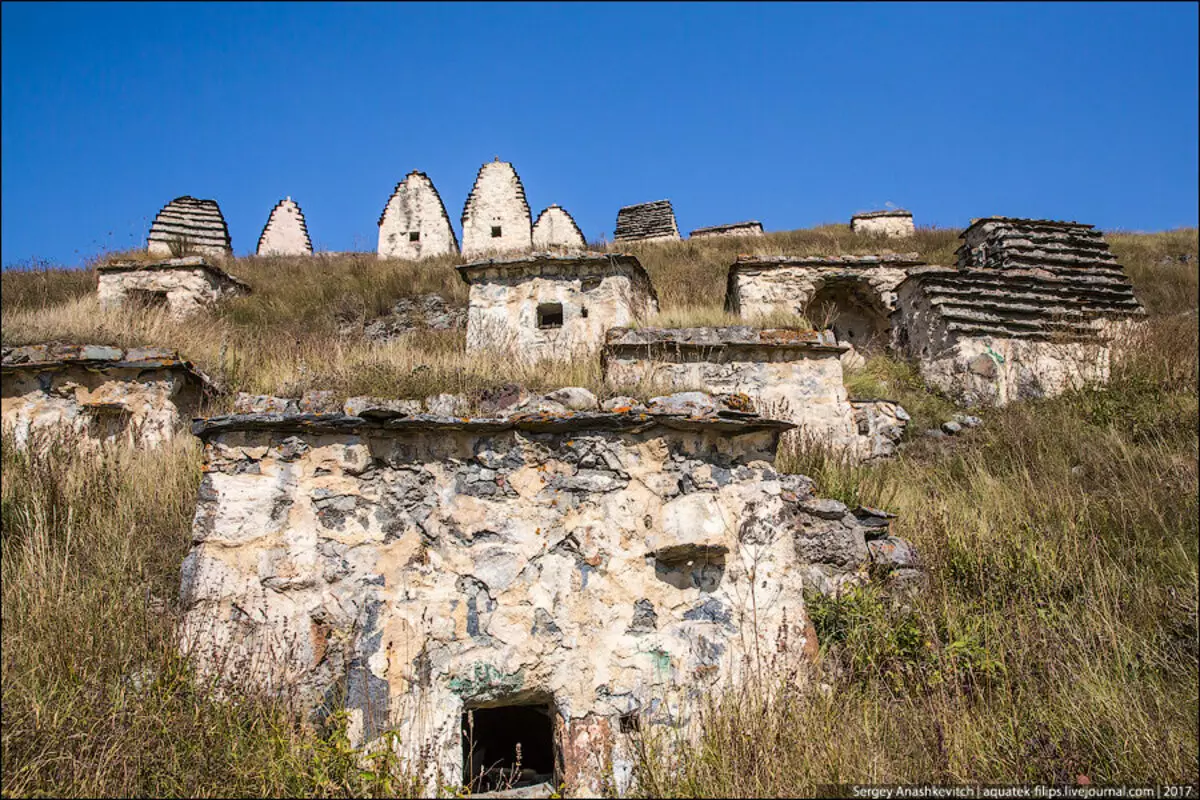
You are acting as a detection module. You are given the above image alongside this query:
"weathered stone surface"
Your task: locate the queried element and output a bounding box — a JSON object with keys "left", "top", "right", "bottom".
{"left": 378, "top": 172, "right": 460, "bottom": 260}
{"left": 343, "top": 397, "right": 423, "bottom": 418}
{"left": 603, "top": 327, "right": 907, "bottom": 461}
{"left": 689, "top": 221, "right": 764, "bottom": 239}
{"left": 147, "top": 196, "right": 233, "bottom": 257}
{"left": 532, "top": 205, "right": 587, "bottom": 252}
{"left": 851, "top": 209, "right": 914, "bottom": 238}
{"left": 234, "top": 393, "right": 300, "bottom": 414}
{"left": 613, "top": 200, "right": 680, "bottom": 244}
{"left": 354, "top": 295, "right": 467, "bottom": 342}
{"left": 425, "top": 393, "right": 471, "bottom": 417}
{"left": 257, "top": 197, "right": 313, "bottom": 256}
{"left": 543, "top": 387, "right": 598, "bottom": 411}
{"left": 1, "top": 344, "right": 213, "bottom": 449}
{"left": 459, "top": 252, "right": 659, "bottom": 362}
{"left": 179, "top": 403, "right": 852, "bottom": 795}
{"left": 461, "top": 159, "right": 532, "bottom": 259}
{"left": 724, "top": 254, "right": 927, "bottom": 350}
{"left": 893, "top": 219, "right": 1144, "bottom": 406}
{"left": 97, "top": 256, "right": 251, "bottom": 319}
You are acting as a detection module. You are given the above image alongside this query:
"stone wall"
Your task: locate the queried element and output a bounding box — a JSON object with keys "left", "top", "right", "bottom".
{"left": 724, "top": 254, "right": 926, "bottom": 349}
{"left": 257, "top": 197, "right": 313, "bottom": 257}
{"left": 97, "top": 256, "right": 251, "bottom": 318}
{"left": 688, "top": 221, "right": 764, "bottom": 239}
{"left": 851, "top": 210, "right": 914, "bottom": 238}
{"left": 532, "top": 205, "right": 587, "bottom": 251}
{"left": 378, "top": 171, "right": 460, "bottom": 260}
{"left": 459, "top": 253, "right": 659, "bottom": 362}
{"left": 461, "top": 160, "right": 533, "bottom": 259}
{"left": 602, "top": 327, "right": 906, "bottom": 461}
{"left": 147, "top": 196, "right": 233, "bottom": 257}
{"left": 1, "top": 344, "right": 212, "bottom": 450}
{"left": 613, "top": 200, "right": 680, "bottom": 244}
{"left": 180, "top": 395, "right": 907, "bottom": 795}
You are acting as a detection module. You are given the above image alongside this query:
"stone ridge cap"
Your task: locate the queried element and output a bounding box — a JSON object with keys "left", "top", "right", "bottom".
{"left": 604, "top": 326, "right": 846, "bottom": 351}
{"left": 1, "top": 343, "right": 216, "bottom": 389}
{"left": 731, "top": 253, "right": 927, "bottom": 268}
{"left": 191, "top": 409, "right": 796, "bottom": 439}
{"left": 97, "top": 257, "right": 252, "bottom": 291}
{"left": 851, "top": 209, "right": 913, "bottom": 218}
{"left": 959, "top": 217, "right": 1095, "bottom": 238}
{"left": 457, "top": 251, "right": 641, "bottom": 275}
{"left": 690, "top": 221, "right": 762, "bottom": 233}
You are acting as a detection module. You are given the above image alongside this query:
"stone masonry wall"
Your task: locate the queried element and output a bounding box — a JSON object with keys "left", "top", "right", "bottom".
{"left": 378, "top": 172, "right": 460, "bottom": 260}
{"left": 688, "top": 221, "right": 764, "bottom": 239}
{"left": 532, "top": 205, "right": 587, "bottom": 251}
{"left": 257, "top": 197, "right": 313, "bottom": 257}
{"left": 97, "top": 257, "right": 251, "bottom": 319}
{"left": 461, "top": 160, "right": 533, "bottom": 259}
{"left": 851, "top": 210, "right": 914, "bottom": 238}
{"left": 180, "top": 399, "right": 902, "bottom": 796}
{"left": 602, "top": 327, "right": 907, "bottom": 461}
{"left": 1, "top": 344, "right": 211, "bottom": 450}
{"left": 147, "top": 196, "right": 233, "bottom": 257}
{"left": 613, "top": 201, "right": 680, "bottom": 244}
{"left": 460, "top": 254, "right": 659, "bottom": 362}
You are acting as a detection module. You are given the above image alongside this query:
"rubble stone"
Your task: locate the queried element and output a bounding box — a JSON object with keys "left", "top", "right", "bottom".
{"left": 97, "top": 256, "right": 251, "bottom": 318}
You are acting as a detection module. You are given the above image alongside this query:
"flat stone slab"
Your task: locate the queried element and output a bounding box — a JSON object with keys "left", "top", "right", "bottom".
{"left": 2, "top": 343, "right": 215, "bottom": 388}
{"left": 96, "top": 256, "right": 251, "bottom": 292}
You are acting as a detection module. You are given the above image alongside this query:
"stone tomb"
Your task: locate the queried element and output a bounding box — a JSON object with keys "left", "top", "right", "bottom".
{"left": 180, "top": 397, "right": 902, "bottom": 795}
{"left": 97, "top": 256, "right": 251, "bottom": 318}
{"left": 532, "top": 205, "right": 587, "bottom": 251}
{"left": 147, "top": 196, "right": 233, "bottom": 257}
{"left": 724, "top": 254, "right": 927, "bottom": 349}
{"left": 850, "top": 210, "right": 915, "bottom": 238}
{"left": 688, "top": 221, "right": 764, "bottom": 240}
{"left": 378, "top": 171, "right": 460, "bottom": 260}
{"left": 461, "top": 159, "right": 533, "bottom": 259}
{"left": 613, "top": 200, "right": 680, "bottom": 244}
{"left": 257, "top": 197, "right": 313, "bottom": 257}
{"left": 458, "top": 252, "right": 659, "bottom": 361}
{"left": 2, "top": 344, "right": 213, "bottom": 450}
{"left": 602, "top": 327, "right": 907, "bottom": 461}
{"left": 892, "top": 217, "right": 1144, "bottom": 406}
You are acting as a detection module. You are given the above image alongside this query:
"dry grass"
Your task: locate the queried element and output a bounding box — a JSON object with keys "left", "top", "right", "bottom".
{"left": 2, "top": 225, "right": 1197, "bottom": 796}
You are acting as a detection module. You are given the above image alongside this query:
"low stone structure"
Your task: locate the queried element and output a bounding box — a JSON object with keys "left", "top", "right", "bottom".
{"left": 613, "top": 200, "right": 680, "bottom": 244}
{"left": 147, "top": 196, "right": 233, "bottom": 257}
{"left": 531, "top": 205, "right": 587, "bottom": 251}
{"left": 458, "top": 252, "right": 659, "bottom": 361}
{"left": 461, "top": 159, "right": 533, "bottom": 259}
{"left": 180, "top": 392, "right": 911, "bottom": 795}
{"left": 850, "top": 210, "right": 914, "bottom": 238}
{"left": 97, "top": 256, "right": 251, "bottom": 318}
{"left": 257, "top": 197, "right": 313, "bottom": 256}
{"left": 378, "top": 171, "right": 460, "bottom": 260}
{"left": 724, "top": 254, "right": 927, "bottom": 349}
{"left": 688, "top": 221, "right": 764, "bottom": 239}
{"left": 602, "top": 327, "right": 907, "bottom": 460}
{"left": 2, "top": 344, "right": 213, "bottom": 449}
{"left": 892, "top": 217, "right": 1145, "bottom": 405}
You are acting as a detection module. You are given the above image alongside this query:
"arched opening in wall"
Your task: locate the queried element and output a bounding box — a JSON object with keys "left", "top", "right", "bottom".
{"left": 462, "top": 701, "right": 559, "bottom": 793}
{"left": 805, "top": 280, "right": 889, "bottom": 350}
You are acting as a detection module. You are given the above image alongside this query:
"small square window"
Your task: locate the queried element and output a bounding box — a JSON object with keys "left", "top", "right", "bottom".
{"left": 537, "top": 302, "right": 564, "bottom": 329}
{"left": 409, "top": 231, "right": 420, "bottom": 242}
{"left": 491, "top": 226, "right": 502, "bottom": 238}
{"left": 619, "top": 712, "right": 641, "bottom": 733}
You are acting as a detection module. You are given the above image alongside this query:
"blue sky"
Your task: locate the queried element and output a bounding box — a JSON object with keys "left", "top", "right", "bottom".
{"left": 2, "top": 1, "right": 1197, "bottom": 268}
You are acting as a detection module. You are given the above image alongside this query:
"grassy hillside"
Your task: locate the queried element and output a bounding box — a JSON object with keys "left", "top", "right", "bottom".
{"left": 2, "top": 226, "right": 1197, "bottom": 796}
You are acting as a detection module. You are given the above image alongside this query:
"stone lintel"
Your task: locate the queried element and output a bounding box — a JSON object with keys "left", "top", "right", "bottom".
{"left": 456, "top": 251, "right": 654, "bottom": 294}
{"left": 604, "top": 326, "right": 846, "bottom": 353}
{"left": 191, "top": 408, "right": 795, "bottom": 440}
{"left": 731, "top": 253, "right": 926, "bottom": 271}
{"left": 97, "top": 257, "right": 252, "bottom": 292}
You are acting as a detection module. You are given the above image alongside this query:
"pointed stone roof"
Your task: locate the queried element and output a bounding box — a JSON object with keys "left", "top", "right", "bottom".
{"left": 147, "top": 196, "right": 232, "bottom": 256}
{"left": 377, "top": 171, "right": 460, "bottom": 259}
{"left": 532, "top": 204, "right": 587, "bottom": 250}
{"left": 256, "top": 197, "right": 313, "bottom": 256}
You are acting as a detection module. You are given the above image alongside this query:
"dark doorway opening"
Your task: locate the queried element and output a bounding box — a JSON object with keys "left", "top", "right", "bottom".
{"left": 127, "top": 289, "right": 170, "bottom": 309}
{"left": 804, "top": 281, "right": 889, "bottom": 350}
{"left": 462, "top": 703, "right": 557, "bottom": 793}
{"left": 537, "top": 302, "right": 564, "bottom": 329}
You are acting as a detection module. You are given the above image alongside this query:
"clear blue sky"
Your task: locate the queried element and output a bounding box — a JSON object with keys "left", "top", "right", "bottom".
{"left": 2, "top": 1, "right": 1197, "bottom": 268}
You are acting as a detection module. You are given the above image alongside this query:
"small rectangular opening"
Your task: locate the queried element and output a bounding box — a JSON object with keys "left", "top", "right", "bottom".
{"left": 127, "top": 288, "right": 170, "bottom": 309}
{"left": 619, "top": 712, "right": 641, "bottom": 733}
{"left": 537, "top": 302, "right": 564, "bottom": 329}
{"left": 580, "top": 306, "right": 589, "bottom": 319}
{"left": 491, "top": 226, "right": 503, "bottom": 238}
{"left": 462, "top": 703, "right": 557, "bottom": 793}
{"left": 409, "top": 231, "right": 420, "bottom": 242}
